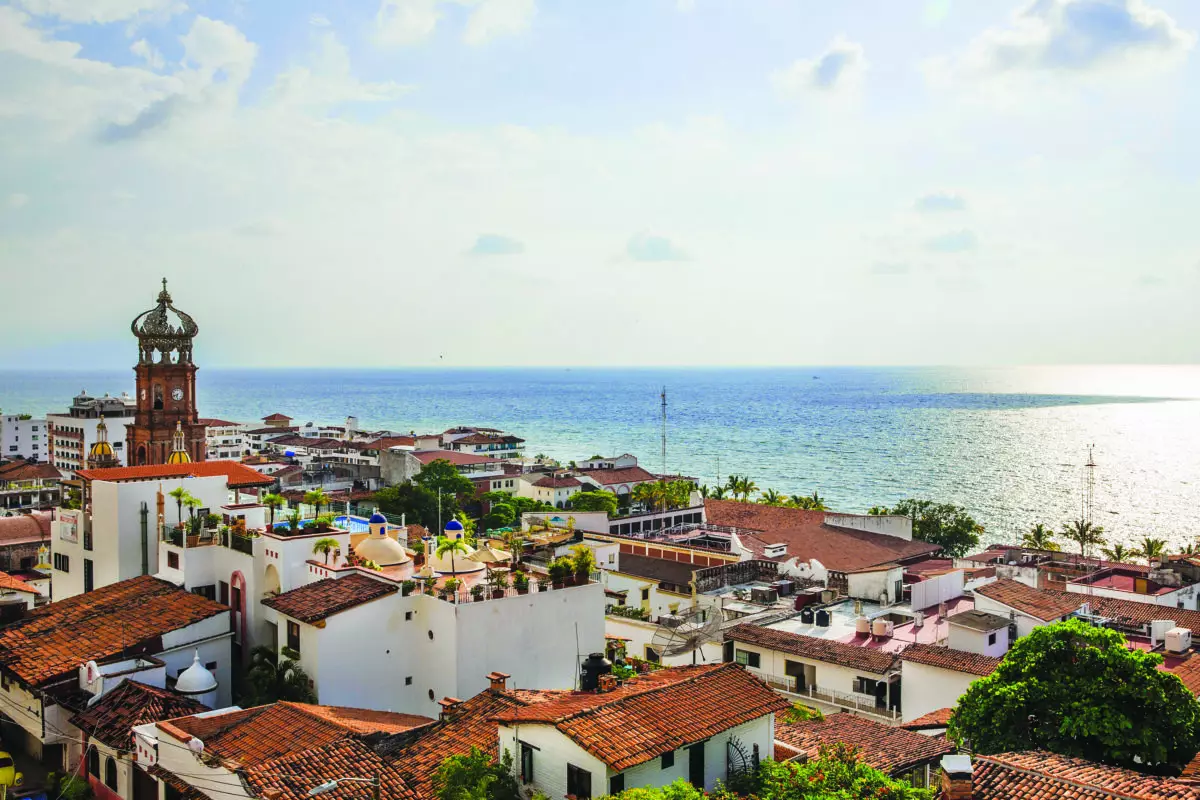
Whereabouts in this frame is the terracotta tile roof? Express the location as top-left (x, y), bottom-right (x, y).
top-left (244, 737), bottom-right (417, 800)
top-left (147, 765), bottom-right (205, 800)
top-left (970, 751), bottom-right (1200, 799)
top-left (199, 418), bottom-right (243, 427)
top-left (0, 512), bottom-right (51, 545)
top-left (973, 578), bottom-right (1084, 621)
top-left (578, 466), bottom-right (658, 486)
top-left (493, 664), bottom-right (790, 771)
top-left (532, 474), bottom-right (582, 488)
top-left (1181, 750), bottom-right (1200, 780)
top-left (0, 462), bottom-right (63, 482)
top-left (899, 643), bottom-right (1003, 677)
top-left (75, 461), bottom-right (275, 488)
top-left (900, 707), bottom-right (954, 731)
top-left (452, 433), bottom-right (524, 445)
top-left (0, 571), bottom-right (41, 595)
top-left (0, 575), bottom-right (227, 687)
top-left (382, 689), bottom-right (533, 800)
top-left (728, 624), bottom-right (899, 675)
top-left (263, 414), bottom-right (293, 421)
top-left (263, 574), bottom-right (398, 623)
top-left (70, 680), bottom-right (208, 749)
top-left (1166, 653), bottom-right (1200, 696)
top-left (704, 500), bottom-right (940, 572)
top-left (775, 713), bottom-right (953, 776)
top-left (160, 702), bottom-right (432, 768)
top-left (245, 426), bottom-right (299, 435)
top-left (412, 450), bottom-right (501, 466)
top-left (360, 436), bottom-right (417, 450)
top-left (269, 435), bottom-right (344, 450)
top-left (613, 553), bottom-right (695, 586)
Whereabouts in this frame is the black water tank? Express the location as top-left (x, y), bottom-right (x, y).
top-left (800, 606), bottom-right (815, 624)
top-left (815, 609), bottom-right (831, 627)
top-left (580, 652), bottom-right (612, 691)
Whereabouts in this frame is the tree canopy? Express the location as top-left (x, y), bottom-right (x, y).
top-left (949, 618), bottom-right (1200, 772)
top-left (414, 459), bottom-right (476, 498)
top-left (433, 747), bottom-right (521, 800)
top-left (374, 483), bottom-right (442, 528)
top-left (568, 490), bottom-right (620, 515)
top-left (239, 646), bottom-right (315, 706)
top-left (885, 498), bottom-right (982, 558)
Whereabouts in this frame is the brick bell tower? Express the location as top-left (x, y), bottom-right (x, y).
top-left (126, 278), bottom-right (207, 465)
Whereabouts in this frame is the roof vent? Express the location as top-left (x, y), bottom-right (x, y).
top-left (763, 543), bottom-right (788, 558)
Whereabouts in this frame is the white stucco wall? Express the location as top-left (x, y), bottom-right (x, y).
top-left (900, 661), bottom-right (981, 723)
top-left (946, 623), bottom-right (1009, 657)
top-left (971, 595), bottom-right (1048, 639)
top-left (847, 567), bottom-right (904, 604)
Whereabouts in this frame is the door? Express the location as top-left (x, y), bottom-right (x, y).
top-left (688, 742), bottom-right (706, 788)
top-left (784, 660), bottom-right (805, 693)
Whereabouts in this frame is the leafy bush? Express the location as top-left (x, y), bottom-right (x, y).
top-left (434, 747), bottom-right (520, 800)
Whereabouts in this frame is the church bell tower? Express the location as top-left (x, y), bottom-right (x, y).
top-left (126, 279), bottom-right (207, 465)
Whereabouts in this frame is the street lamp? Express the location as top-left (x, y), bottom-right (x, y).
top-left (306, 774), bottom-right (381, 800)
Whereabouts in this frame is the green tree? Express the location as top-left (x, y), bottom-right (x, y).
top-left (240, 646), bottom-right (316, 705)
top-left (303, 488), bottom-right (330, 517)
top-left (481, 503), bottom-right (516, 532)
top-left (1022, 522), bottom-right (1060, 551)
top-left (1100, 543), bottom-right (1134, 563)
top-left (312, 537), bottom-right (339, 564)
top-left (414, 459), bottom-right (475, 499)
top-left (570, 543), bottom-right (596, 579)
top-left (708, 485), bottom-right (728, 500)
top-left (949, 618), bottom-right (1200, 771)
top-left (1061, 518), bottom-right (1106, 557)
top-left (262, 493), bottom-right (285, 528)
top-left (568, 490), bottom-right (619, 515)
top-left (758, 488), bottom-right (787, 506)
top-left (891, 498), bottom-right (983, 558)
top-left (789, 491), bottom-right (828, 511)
top-left (436, 534), bottom-right (470, 575)
top-left (375, 483), bottom-right (442, 528)
top-left (1134, 536), bottom-right (1169, 564)
top-left (182, 493), bottom-right (202, 534)
top-left (867, 505), bottom-right (890, 515)
top-left (168, 486), bottom-right (189, 526)
top-left (433, 747), bottom-right (520, 800)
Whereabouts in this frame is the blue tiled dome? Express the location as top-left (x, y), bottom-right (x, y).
top-left (444, 519), bottom-right (464, 533)
top-left (369, 512), bottom-right (387, 524)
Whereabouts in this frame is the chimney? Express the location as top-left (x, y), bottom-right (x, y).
top-left (438, 697), bottom-right (463, 721)
top-left (486, 671), bottom-right (511, 692)
top-left (940, 755), bottom-right (972, 800)
top-left (597, 673), bottom-right (617, 692)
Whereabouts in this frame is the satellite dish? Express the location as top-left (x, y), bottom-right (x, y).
top-left (650, 606), bottom-right (722, 664)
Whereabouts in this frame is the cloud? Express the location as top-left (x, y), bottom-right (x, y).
top-left (463, 0), bottom-right (535, 44)
top-left (375, 0), bottom-right (533, 46)
top-left (97, 93), bottom-right (182, 142)
top-left (15, 0), bottom-right (183, 24)
top-left (1137, 274), bottom-right (1165, 287)
top-left (945, 0), bottom-right (1195, 77)
top-left (469, 233), bottom-right (525, 255)
top-left (375, 0), bottom-right (441, 45)
top-left (676, 0), bottom-right (695, 10)
top-left (6, 193), bottom-right (30, 209)
top-left (130, 38), bottom-right (164, 70)
top-left (626, 232), bottom-right (688, 262)
top-left (267, 32), bottom-right (410, 108)
top-left (180, 15), bottom-right (257, 88)
top-left (772, 36), bottom-right (867, 95)
top-left (914, 192), bottom-right (967, 212)
top-left (926, 230), bottom-right (979, 253)
top-left (309, 13), bottom-right (331, 27)
top-left (871, 262), bottom-right (910, 275)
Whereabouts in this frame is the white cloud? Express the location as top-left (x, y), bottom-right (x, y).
top-left (15, 0), bottom-right (183, 24)
top-left (375, 0), bottom-right (442, 46)
top-left (130, 38), bottom-right (164, 70)
top-left (940, 0), bottom-right (1195, 79)
top-left (6, 193), bottom-right (30, 209)
top-left (463, 0), bottom-right (535, 45)
top-left (927, 229), bottom-right (979, 253)
top-left (309, 13), bottom-right (331, 28)
top-left (915, 192), bottom-right (967, 212)
top-left (772, 36), bottom-right (867, 95)
top-left (626, 232), bottom-right (689, 262)
top-left (374, 0), bottom-right (535, 46)
top-left (180, 15), bottom-right (257, 89)
top-left (469, 233), bottom-right (525, 255)
top-left (267, 32), bottom-right (410, 108)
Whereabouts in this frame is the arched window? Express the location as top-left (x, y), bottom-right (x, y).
top-left (136, 445), bottom-right (147, 466)
top-left (87, 748), bottom-right (100, 777)
top-left (153, 385), bottom-right (164, 410)
top-left (104, 757), bottom-right (118, 791)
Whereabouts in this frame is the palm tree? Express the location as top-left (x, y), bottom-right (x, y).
top-left (709, 486), bottom-right (729, 500)
top-left (1134, 537), bottom-right (1169, 564)
top-left (242, 646), bottom-right (315, 705)
top-left (867, 506), bottom-right (890, 516)
top-left (759, 488), bottom-right (786, 506)
top-left (182, 493), bottom-right (202, 534)
top-left (436, 535), bottom-right (469, 576)
top-left (262, 493), bottom-right (285, 529)
top-left (1180, 540), bottom-right (1200, 557)
top-left (1061, 519), bottom-right (1106, 557)
top-left (1022, 523), bottom-right (1060, 552)
top-left (1100, 543), bottom-right (1133, 563)
top-left (312, 537), bottom-right (339, 565)
top-left (304, 488), bottom-right (330, 518)
top-left (168, 487), bottom-right (188, 526)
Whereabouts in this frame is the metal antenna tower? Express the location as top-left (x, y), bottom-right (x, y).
top-left (660, 387), bottom-right (668, 517)
top-left (1083, 444), bottom-right (1096, 526)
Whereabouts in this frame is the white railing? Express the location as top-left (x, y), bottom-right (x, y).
top-left (746, 668), bottom-right (901, 721)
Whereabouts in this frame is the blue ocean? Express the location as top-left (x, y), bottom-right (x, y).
top-left (2, 365), bottom-right (1198, 549)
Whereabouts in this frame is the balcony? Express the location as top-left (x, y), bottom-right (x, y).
top-left (746, 668), bottom-right (901, 722)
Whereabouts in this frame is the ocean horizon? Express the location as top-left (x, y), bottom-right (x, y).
top-left (3, 364), bottom-right (1198, 551)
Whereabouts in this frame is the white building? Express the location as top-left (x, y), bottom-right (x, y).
top-left (201, 418), bottom-right (248, 461)
top-left (518, 473), bottom-right (584, 508)
top-left (1, 413), bottom-right (48, 462)
top-left (0, 574), bottom-right (231, 771)
top-left (443, 428), bottom-right (525, 460)
top-left (580, 454), bottom-right (639, 470)
top-left (898, 642), bottom-right (1003, 724)
top-left (46, 392), bottom-right (137, 475)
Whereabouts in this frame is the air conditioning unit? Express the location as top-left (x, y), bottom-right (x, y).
top-left (1166, 628), bottom-right (1193, 654)
top-left (773, 580), bottom-right (794, 597)
top-left (750, 587), bottom-right (779, 605)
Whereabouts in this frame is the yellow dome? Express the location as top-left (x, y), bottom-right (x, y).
top-left (166, 448), bottom-right (192, 464)
top-left (89, 441), bottom-right (114, 458)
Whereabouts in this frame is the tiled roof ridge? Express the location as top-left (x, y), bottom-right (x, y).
top-left (555, 663), bottom-right (731, 721)
top-left (977, 752), bottom-right (1190, 800)
top-left (898, 642), bottom-right (1004, 676)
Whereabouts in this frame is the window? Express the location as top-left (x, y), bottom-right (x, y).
top-left (53, 553), bottom-right (69, 573)
top-left (987, 632), bottom-right (997, 646)
top-left (566, 764), bottom-right (591, 799)
top-left (192, 585), bottom-right (216, 601)
top-left (88, 748), bottom-right (100, 777)
top-left (520, 742), bottom-right (534, 784)
top-left (105, 757), bottom-right (118, 790)
top-left (644, 646), bottom-right (661, 664)
top-left (206, 661), bottom-right (217, 671)
top-left (405, 676), bottom-right (413, 686)
top-left (83, 559), bottom-right (94, 593)
top-left (167, 551), bottom-right (179, 570)
top-left (641, 588), bottom-right (650, 601)
top-left (608, 775), bottom-right (625, 795)
top-left (287, 621), bottom-right (301, 653)
top-left (405, 611), bottom-right (413, 621)
top-left (219, 581), bottom-right (229, 606)
top-left (661, 751), bottom-right (675, 769)
top-left (734, 650), bottom-right (761, 669)
top-left (854, 677), bottom-right (878, 695)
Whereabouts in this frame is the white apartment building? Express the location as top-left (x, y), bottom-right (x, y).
top-left (1, 413), bottom-right (48, 461)
top-left (46, 392), bottom-right (137, 475)
top-left (201, 418), bottom-right (249, 460)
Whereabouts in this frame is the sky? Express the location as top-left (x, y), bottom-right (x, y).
top-left (3, 0), bottom-right (1200, 368)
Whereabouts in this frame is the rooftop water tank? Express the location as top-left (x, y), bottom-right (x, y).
top-left (856, 616), bottom-right (871, 636)
top-left (800, 606), bottom-right (815, 624)
top-left (815, 609), bottom-right (831, 627)
top-left (580, 652), bottom-right (612, 692)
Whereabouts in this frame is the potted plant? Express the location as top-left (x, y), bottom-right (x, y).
top-left (411, 538), bottom-right (425, 566)
top-left (548, 557), bottom-right (570, 588)
top-left (402, 580), bottom-right (417, 597)
top-left (513, 571), bottom-right (530, 594)
top-left (314, 514), bottom-right (335, 533)
top-left (538, 577), bottom-right (550, 592)
top-left (471, 584), bottom-right (485, 602)
top-left (444, 578), bottom-right (462, 601)
top-left (490, 571), bottom-right (509, 599)
top-left (570, 544), bottom-right (596, 584)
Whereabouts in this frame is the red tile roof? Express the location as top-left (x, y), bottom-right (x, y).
top-left (900, 707), bottom-right (954, 731)
top-left (412, 450), bottom-right (502, 466)
top-left (243, 736), bottom-right (417, 800)
top-left (452, 433), bottom-right (524, 445)
top-left (704, 500), bottom-right (940, 572)
top-left (269, 435), bottom-right (344, 450)
top-left (160, 702), bottom-right (432, 768)
top-left (359, 436), bottom-right (417, 450)
top-left (0, 512), bottom-right (51, 545)
top-left (973, 578), bottom-right (1085, 621)
top-left (199, 418), bottom-right (243, 427)
top-left (1181, 750), bottom-right (1200, 780)
top-left (970, 751), bottom-right (1200, 799)
top-left (1166, 653), bottom-right (1200, 696)
top-left (263, 414), bottom-right (293, 422)
top-left (899, 643), bottom-right (1003, 677)
top-left (0, 461), bottom-right (63, 482)
top-left (775, 713), bottom-right (953, 776)
top-left (578, 466), bottom-right (658, 486)
top-left (728, 624), bottom-right (899, 675)
top-left (148, 765), bottom-right (205, 800)
top-left (0, 575), bottom-right (227, 687)
top-left (75, 461), bottom-right (275, 488)
top-left (70, 680), bottom-right (208, 749)
top-left (493, 664), bottom-right (789, 771)
top-left (263, 574), bottom-right (398, 623)
top-left (245, 426), bottom-right (300, 435)
top-left (532, 474), bottom-right (582, 488)
top-left (0, 571), bottom-right (40, 595)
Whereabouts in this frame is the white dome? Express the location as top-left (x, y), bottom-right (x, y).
top-left (427, 537), bottom-right (485, 574)
top-left (355, 534), bottom-right (411, 567)
top-left (175, 651), bottom-right (218, 695)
